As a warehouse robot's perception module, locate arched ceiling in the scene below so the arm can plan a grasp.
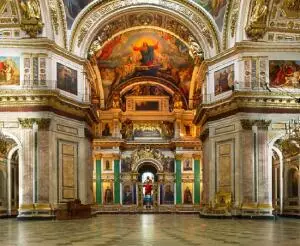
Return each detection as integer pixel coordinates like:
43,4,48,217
63,0,229,32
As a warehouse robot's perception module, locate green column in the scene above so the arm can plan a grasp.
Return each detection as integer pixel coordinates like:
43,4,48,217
96,159,102,204
114,159,120,204
176,160,182,204
194,159,201,204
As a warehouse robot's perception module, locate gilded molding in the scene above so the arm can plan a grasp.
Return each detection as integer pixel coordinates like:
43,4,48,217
49,0,59,35
230,0,239,38
18,118,51,130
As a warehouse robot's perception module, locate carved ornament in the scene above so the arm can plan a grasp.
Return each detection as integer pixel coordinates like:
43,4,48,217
245,0,270,40
49,0,59,35
230,0,240,38
18,118,51,130
240,119,271,130
19,0,44,38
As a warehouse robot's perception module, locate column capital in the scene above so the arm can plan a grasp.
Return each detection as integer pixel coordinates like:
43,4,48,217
18,118,51,130
94,153,102,160
240,119,271,130
192,154,201,160
175,154,184,160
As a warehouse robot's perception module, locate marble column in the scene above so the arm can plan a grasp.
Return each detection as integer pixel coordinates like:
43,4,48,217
193,155,201,204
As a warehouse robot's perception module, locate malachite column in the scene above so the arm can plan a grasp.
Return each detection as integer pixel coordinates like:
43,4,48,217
176,160,182,204
114,159,120,204
194,159,201,204
96,159,102,204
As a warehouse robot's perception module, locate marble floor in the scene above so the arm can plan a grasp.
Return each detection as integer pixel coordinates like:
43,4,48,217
0,215,299,246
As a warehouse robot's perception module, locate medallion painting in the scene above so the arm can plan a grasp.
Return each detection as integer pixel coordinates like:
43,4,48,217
193,0,228,30
214,64,234,96
57,63,78,95
269,61,300,88
0,57,20,85
91,29,194,102
63,0,92,29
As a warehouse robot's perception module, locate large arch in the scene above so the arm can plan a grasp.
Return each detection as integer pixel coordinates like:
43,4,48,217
69,0,221,58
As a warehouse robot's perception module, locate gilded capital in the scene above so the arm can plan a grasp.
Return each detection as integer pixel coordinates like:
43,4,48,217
18,118,51,130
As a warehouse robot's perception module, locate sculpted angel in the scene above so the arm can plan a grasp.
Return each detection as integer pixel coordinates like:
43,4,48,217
20,0,41,20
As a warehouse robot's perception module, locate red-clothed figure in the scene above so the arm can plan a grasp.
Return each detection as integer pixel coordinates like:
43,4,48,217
143,176,153,195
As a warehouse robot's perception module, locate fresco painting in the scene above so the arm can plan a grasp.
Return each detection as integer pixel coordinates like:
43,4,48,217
63,0,92,29
269,60,300,88
91,29,194,101
214,64,234,96
0,57,20,85
193,0,228,30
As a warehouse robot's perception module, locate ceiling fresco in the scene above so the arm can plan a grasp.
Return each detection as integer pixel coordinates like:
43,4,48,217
192,0,228,31
63,0,227,31
90,29,194,103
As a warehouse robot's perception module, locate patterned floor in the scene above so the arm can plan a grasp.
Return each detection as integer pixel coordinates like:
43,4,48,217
0,215,299,246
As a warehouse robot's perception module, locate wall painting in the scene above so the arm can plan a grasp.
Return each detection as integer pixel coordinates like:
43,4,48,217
57,63,78,95
269,60,300,88
0,57,20,85
214,64,234,96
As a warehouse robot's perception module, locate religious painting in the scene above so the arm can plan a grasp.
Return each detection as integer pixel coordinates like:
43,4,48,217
63,0,92,29
103,182,113,204
193,0,228,30
133,122,162,138
0,57,20,85
121,157,132,172
102,122,112,137
57,63,78,95
269,60,300,88
214,64,234,96
163,157,174,173
183,183,193,204
183,159,193,172
163,183,174,204
123,184,133,205
103,159,113,172
91,29,194,103
135,101,159,111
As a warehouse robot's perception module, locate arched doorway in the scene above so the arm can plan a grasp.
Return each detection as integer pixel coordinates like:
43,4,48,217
0,132,20,217
137,162,158,209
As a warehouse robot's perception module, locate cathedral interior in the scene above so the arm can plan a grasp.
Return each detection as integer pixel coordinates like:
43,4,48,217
0,0,300,245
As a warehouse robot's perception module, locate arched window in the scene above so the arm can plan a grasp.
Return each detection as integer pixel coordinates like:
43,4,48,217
288,168,299,198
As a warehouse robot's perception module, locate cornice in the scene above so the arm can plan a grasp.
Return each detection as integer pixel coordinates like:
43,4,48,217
0,90,98,126
206,41,300,66
194,91,300,126
0,38,85,65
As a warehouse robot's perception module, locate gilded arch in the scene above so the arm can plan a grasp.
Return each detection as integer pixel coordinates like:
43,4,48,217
69,0,221,58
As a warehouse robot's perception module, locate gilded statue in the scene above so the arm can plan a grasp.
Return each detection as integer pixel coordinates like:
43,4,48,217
173,93,183,109
188,36,204,63
112,93,120,109
246,0,269,40
20,0,41,20
249,0,268,24
19,0,44,38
